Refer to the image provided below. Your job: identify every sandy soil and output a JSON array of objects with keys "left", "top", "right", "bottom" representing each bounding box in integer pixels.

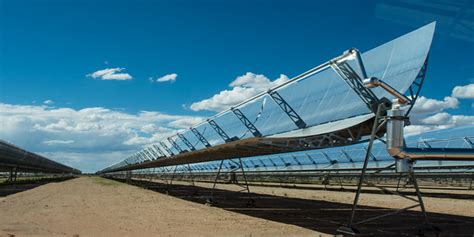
[
  {"left": 125, "top": 177, "right": 474, "bottom": 235},
  {"left": 167, "top": 179, "right": 474, "bottom": 218},
  {"left": 0, "top": 177, "right": 317, "bottom": 237}
]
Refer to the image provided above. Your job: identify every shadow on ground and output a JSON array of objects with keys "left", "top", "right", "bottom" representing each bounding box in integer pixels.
[
  {"left": 180, "top": 179, "right": 474, "bottom": 200},
  {"left": 110, "top": 178, "right": 474, "bottom": 236},
  {"left": 0, "top": 177, "right": 76, "bottom": 197}
]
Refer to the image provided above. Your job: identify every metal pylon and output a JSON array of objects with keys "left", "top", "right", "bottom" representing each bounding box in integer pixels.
[
  {"left": 206, "top": 158, "right": 255, "bottom": 207},
  {"left": 337, "top": 103, "right": 435, "bottom": 235}
]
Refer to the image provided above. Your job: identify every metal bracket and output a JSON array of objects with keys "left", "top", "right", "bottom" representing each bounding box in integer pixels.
[
  {"left": 167, "top": 137, "right": 184, "bottom": 153},
  {"left": 206, "top": 158, "right": 255, "bottom": 207},
  {"left": 143, "top": 149, "right": 155, "bottom": 160},
  {"left": 178, "top": 133, "right": 196, "bottom": 151},
  {"left": 146, "top": 147, "right": 159, "bottom": 158},
  {"left": 331, "top": 61, "right": 380, "bottom": 113},
  {"left": 291, "top": 155, "right": 302, "bottom": 165},
  {"left": 160, "top": 141, "right": 175, "bottom": 156},
  {"left": 152, "top": 144, "right": 166, "bottom": 157},
  {"left": 208, "top": 119, "right": 238, "bottom": 143},
  {"left": 305, "top": 153, "right": 318, "bottom": 166},
  {"left": 268, "top": 90, "right": 307, "bottom": 129},
  {"left": 190, "top": 128, "right": 212, "bottom": 148},
  {"left": 231, "top": 108, "right": 262, "bottom": 137},
  {"left": 322, "top": 151, "right": 337, "bottom": 165},
  {"left": 405, "top": 57, "right": 428, "bottom": 115},
  {"left": 464, "top": 137, "right": 473, "bottom": 148},
  {"left": 137, "top": 153, "right": 148, "bottom": 162},
  {"left": 341, "top": 149, "right": 354, "bottom": 163}
]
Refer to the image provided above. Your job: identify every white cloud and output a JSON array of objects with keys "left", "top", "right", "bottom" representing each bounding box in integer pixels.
[
  {"left": 87, "top": 68, "right": 133, "bottom": 80},
  {"left": 190, "top": 72, "right": 289, "bottom": 112},
  {"left": 421, "top": 112, "right": 474, "bottom": 126},
  {"left": 405, "top": 112, "right": 474, "bottom": 135},
  {"left": 404, "top": 125, "right": 442, "bottom": 135},
  {"left": 410, "top": 96, "right": 459, "bottom": 114},
  {"left": 155, "top": 73, "right": 178, "bottom": 83},
  {"left": 168, "top": 117, "right": 205, "bottom": 129},
  {"left": 43, "top": 140, "right": 74, "bottom": 145},
  {"left": 0, "top": 103, "right": 203, "bottom": 173},
  {"left": 452, "top": 83, "right": 474, "bottom": 99},
  {"left": 43, "top": 100, "right": 54, "bottom": 105},
  {"left": 403, "top": 82, "right": 474, "bottom": 135}
]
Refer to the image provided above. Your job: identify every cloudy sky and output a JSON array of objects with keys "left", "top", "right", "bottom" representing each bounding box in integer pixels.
[{"left": 0, "top": 0, "right": 472, "bottom": 173}]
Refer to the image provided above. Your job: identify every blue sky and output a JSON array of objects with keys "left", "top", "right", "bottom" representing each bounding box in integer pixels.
[{"left": 0, "top": 0, "right": 473, "bottom": 172}]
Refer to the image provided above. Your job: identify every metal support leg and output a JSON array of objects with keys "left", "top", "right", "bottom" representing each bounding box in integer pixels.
[
  {"left": 469, "top": 173, "right": 473, "bottom": 190},
  {"left": 337, "top": 103, "right": 384, "bottom": 235},
  {"left": 323, "top": 171, "right": 330, "bottom": 190},
  {"left": 8, "top": 169, "right": 13, "bottom": 182},
  {"left": 149, "top": 168, "right": 155, "bottom": 181},
  {"left": 396, "top": 172, "right": 403, "bottom": 192},
  {"left": 206, "top": 158, "right": 255, "bottom": 207},
  {"left": 238, "top": 157, "right": 255, "bottom": 207},
  {"left": 162, "top": 166, "right": 179, "bottom": 195},
  {"left": 410, "top": 171, "right": 429, "bottom": 223},
  {"left": 187, "top": 164, "right": 195, "bottom": 187},
  {"left": 206, "top": 160, "right": 224, "bottom": 205},
  {"left": 336, "top": 171, "right": 344, "bottom": 190},
  {"left": 169, "top": 165, "right": 178, "bottom": 185}
]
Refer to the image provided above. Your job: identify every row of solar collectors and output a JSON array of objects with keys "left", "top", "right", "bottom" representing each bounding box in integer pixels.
[
  {"left": 110, "top": 23, "right": 435, "bottom": 170},
  {"left": 127, "top": 124, "right": 473, "bottom": 174},
  {"left": 0, "top": 140, "right": 80, "bottom": 174}
]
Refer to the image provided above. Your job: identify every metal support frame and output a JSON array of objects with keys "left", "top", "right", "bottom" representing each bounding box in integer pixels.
[
  {"left": 322, "top": 169, "right": 344, "bottom": 190},
  {"left": 190, "top": 128, "right": 211, "bottom": 148},
  {"left": 160, "top": 142, "right": 175, "bottom": 156},
  {"left": 231, "top": 108, "right": 262, "bottom": 137},
  {"left": 143, "top": 149, "right": 155, "bottom": 160},
  {"left": 207, "top": 119, "right": 237, "bottom": 143},
  {"left": 137, "top": 153, "right": 147, "bottom": 162},
  {"left": 152, "top": 144, "right": 166, "bottom": 157},
  {"left": 167, "top": 165, "right": 178, "bottom": 186},
  {"left": 167, "top": 137, "right": 184, "bottom": 153},
  {"left": 337, "top": 103, "right": 434, "bottom": 235},
  {"left": 178, "top": 133, "right": 196, "bottom": 151},
  {"left": 464, "top": 137, "right": 473, "bottom": 148},
  {"left": 305, "top": 153, "right": 318, "bottom": 166},
  {"left": 268, "top": 90, "right": 307, "bottom": 129},
  {"left": 331, "top": 61, "right": 380, "bottom": 113},
  {"left": 206, "top": 158, "right": 255, "bottom": 207},
  {"left": 405, "top": 58, "right": 428, "bottom": 116},
  {"left": 147, "top": 147, "right": 159, "bottom": 159},
  {"left": 155, "top": 164, "right": 197, "bottom": 195},
  {"left": 341, "top": 149, "right": 354, "bottom": 163}
]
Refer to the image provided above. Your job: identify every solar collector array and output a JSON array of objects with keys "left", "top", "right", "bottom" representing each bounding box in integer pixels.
[{"left": 100, "top": 23, "right": 436, "bottom": 173}]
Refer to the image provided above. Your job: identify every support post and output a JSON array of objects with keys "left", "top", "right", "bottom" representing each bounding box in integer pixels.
[
  {"left": 206, "top": 158, "right": 255, "bottom": 207},
  {"left": 338, "top": 103, "right": 385, "bottom": 234}
]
